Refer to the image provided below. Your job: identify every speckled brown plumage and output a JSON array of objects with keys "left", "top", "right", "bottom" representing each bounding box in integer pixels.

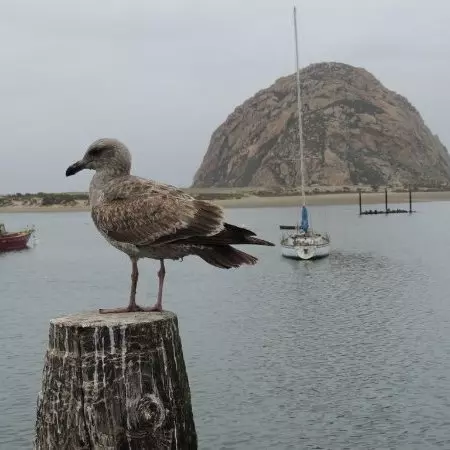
[
  {"left": 66, "top": 138, "right": 274, "bottom": 313},
  {"left": 91, "top": 176, "right": 225, "bottom": 247}
]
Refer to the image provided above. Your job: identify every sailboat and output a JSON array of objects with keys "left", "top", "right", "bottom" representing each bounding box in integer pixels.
[{"left": 279, "top": 6, "right": 331, "bottom": 260}]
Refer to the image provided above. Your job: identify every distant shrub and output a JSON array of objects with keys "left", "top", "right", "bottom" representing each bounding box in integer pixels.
[
  {"left": 0, "top": 197, "right": 12, "bottom": 206},
  {"left": 193, "top": 193, "right": 244, "bottom": 201},
  {"left": 0, "top": 191, "right": 90, "bottom": 208},
  {"left": 41, "top": 194, "right": 81, "bottom": 206}
]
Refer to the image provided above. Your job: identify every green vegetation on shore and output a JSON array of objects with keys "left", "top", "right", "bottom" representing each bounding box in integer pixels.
[
  {"left": 0, "top": 183, "right": 448, "bottom": 208},
  {"left": 0, "top": 192, "right": 89, "bottom": 207}
]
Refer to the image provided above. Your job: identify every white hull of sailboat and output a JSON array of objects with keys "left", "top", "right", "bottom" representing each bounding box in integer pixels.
[
  {"left": 281, "top": 242, "right": 330, "bottom": 260},
  {"left": 280, "top": 229, "right": 331, "bottom": 260}
]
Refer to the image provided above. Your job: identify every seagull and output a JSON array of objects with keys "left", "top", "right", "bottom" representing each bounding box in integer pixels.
[{"left": 66, "top": 138, "right": 275, "bottom": 313}]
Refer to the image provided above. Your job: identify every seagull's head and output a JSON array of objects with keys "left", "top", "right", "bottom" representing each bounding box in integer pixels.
[{"left": 65, "top": 138, "right": 132, "bottom": 177}]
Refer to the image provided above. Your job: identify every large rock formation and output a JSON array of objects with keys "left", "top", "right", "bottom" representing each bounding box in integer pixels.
[{"left": 192, "top": 62, "right": 450, "bottom": 189}]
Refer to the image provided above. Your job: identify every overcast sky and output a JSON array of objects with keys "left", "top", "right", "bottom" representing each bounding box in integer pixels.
[{"left": 0, "top": 0, "right": 448, "bottom": 194}]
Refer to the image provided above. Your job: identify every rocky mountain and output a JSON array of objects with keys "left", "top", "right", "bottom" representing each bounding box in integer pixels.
[{"left": 192, "top": 62, "right": 450, "bottom": 189}]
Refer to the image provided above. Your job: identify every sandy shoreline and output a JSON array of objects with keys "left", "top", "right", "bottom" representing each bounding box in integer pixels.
[{"left": 1, "top": 191, "right": 449, "bottom": 213}]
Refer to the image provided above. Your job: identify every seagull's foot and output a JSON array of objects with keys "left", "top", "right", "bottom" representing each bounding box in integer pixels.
[
  {"left": 98, "top": 304, "right": 162, "bottom": 314},
  {"left": 98, "top": 306, "right": 137, "bottom": 314},
  {"left": 137, "top": 303, "right": 163, "bottom": 312}
]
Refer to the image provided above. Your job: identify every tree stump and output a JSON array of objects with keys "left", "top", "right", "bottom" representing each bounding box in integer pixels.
[{"left": 34, "top": 311, "right": 197, "bottom": 449}]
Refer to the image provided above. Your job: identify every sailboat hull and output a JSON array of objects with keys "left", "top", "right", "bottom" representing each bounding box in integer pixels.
[{"left": 281, "top": 242, "right": 330, "bottom": 260}]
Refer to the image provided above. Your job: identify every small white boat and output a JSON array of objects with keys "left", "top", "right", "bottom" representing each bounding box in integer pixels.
[
  {"left": 280, "top": 225, "right": 330, "bottom": 260},
  {"left": 279, "top": 6, "right": 331, "bottom": 261}
]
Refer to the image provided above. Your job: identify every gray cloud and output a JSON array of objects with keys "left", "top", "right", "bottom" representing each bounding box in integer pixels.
[{"left": 0, "top": 0, "right": 448, "bottom": 193}]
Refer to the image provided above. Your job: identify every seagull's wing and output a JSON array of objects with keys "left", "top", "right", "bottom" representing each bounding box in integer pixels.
[{"left": 91, "top": 176, "right": 224, "bottom": 246}]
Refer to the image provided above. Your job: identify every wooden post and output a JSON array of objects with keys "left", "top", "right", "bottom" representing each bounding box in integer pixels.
[
  {"left": 34, "top": 311, "right": 197, "bottom": 450},
  {"left": 384, "top": 187, "right": 388, "bottom": 214},
  {"left": 409, "top": 188, "right": 412, "bottom": 213},
  {"left": 358, "top": 190, "right": 362, "bottom": 215}
]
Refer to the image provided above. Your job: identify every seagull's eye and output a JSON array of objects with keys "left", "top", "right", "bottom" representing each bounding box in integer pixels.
[{"left": 89, "top": 146, "right": 105, "bottom": 157}]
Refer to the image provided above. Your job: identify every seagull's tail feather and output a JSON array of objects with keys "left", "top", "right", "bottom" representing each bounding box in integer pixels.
[
  {"left": 220, "top": 223, "right": 275, "bottom": 246},
  {"left": 244, "top": 236, "right": 275, "bottom": 246},
  {"left": 196, "top": 245, "right": 258, "bottom": 269},
  {"left": 182, "top": 223, "right": 275, "bottom": 247}
]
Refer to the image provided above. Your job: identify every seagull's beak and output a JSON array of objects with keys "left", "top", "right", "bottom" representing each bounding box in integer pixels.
[{"left": 65, "top": 160, "right": 86, "bottom": 177}]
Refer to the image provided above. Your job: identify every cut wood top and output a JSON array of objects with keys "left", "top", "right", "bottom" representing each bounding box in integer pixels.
[{"left": 50, "top": 310, "right": 177, "bottom": 328}]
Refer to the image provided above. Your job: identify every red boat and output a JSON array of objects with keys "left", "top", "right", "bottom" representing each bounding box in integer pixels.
[{"left": 0, "top": 223, "right": 35, "bottom": 252}]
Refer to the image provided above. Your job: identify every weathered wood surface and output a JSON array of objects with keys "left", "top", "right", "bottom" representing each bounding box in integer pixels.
[{"left": 34, "top": 311, "right": 197, "bottom": 449}]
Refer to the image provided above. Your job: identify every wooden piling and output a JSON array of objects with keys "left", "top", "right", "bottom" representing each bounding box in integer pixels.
[
  {"left": 409, "top": 188, "right": 412, "bottom": 213},
  {"left": 384, "top": 187, "right": 388, "bottom": 213},
  {"left": 34, "top": 311, "right": 197, "bottom": 450},
  {"left": 358, "top": 190, "right": 362, "bottom": 215}
]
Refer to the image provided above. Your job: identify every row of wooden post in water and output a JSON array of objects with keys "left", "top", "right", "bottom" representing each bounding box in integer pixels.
[{"left": 358, "top": 188, "right": 415, "bottom": 216}]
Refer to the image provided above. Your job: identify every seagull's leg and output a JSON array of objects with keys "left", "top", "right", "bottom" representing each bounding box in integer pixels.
[
  {"left": 142, "top": 259, "right": 165, "bottom": 312},
  {"left": 128, "top": 257, "right": 139, "bottom": 309},
  {"left": 155, "top": 259, "right": 166, "bottom": 310},
  {"left": 99, "top": 257, "right": 140, "bottom": 314}
]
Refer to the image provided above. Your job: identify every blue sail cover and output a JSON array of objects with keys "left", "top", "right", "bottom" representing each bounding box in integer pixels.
[{"left": 300, "top": 205, "right": 309, "bottom": 232}]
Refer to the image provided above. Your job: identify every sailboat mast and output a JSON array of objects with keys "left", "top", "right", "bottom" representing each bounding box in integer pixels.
[{"left": 293, "top": 6, "right": 306, "bottom": 207}]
